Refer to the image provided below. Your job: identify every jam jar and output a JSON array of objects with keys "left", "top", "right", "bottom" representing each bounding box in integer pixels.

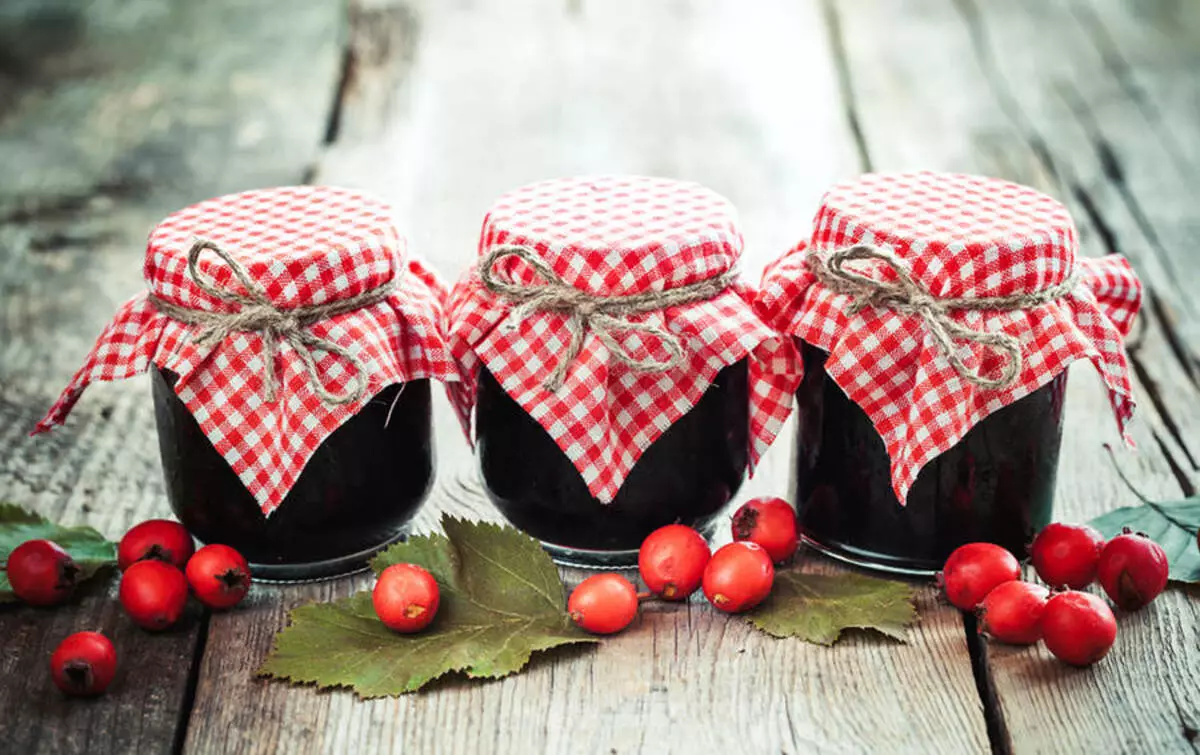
[
  {"left": 153, "top": 369, "right": 434, "bottom": 580},
  {"left": 477, "top": 361, "right": 748, "bottom": 566},
  {"left": 35, "top": 186, "right": 460, "bottom": 580},
  {"left": 792, "top": 344, "right": 1064, "bottom": 573},
  {"left": 757, "top": 171, "right": 1143, "bottom": 575},
  {"left": 447, "top": 176, "right": 791, "bottom": 568}
]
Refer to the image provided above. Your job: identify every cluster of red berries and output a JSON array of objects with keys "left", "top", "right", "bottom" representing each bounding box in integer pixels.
[
  {"left": 940, "top": 523, "right": 1169, "bottom": 667},
  {"left": 117, "top": 520, "right": 252, "bottom": 629},
  {"left": 5, "top": 519, "right": 251, "bottom": 696},
  {"left": 567, "top": 496, "right": 800, "bottom": 635}
]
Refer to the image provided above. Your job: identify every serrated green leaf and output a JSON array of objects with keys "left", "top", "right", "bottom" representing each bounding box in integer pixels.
[
  {"left": 1091, "top": 448, "right": 1200, "bottom": 583},
  {"left": 259, "top": 516, "right": 598, "bottom": 697},
  {"left": 746, "top": 571, "right": 918, "bottom": 645},
  {"left": 0, "top": 503, "right": 117, "bottom": 602}
]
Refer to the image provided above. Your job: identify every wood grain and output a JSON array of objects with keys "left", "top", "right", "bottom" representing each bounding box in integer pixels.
[
  {"left": 0, "top": 1, "right": 342, "bottom": 752},
  {"left": 829, "top": 0, "right": 1200, "bottom": 751},
  {"left": 181, "top": 1, "right": 991, "bottom": 753},
  {"left": 3, "top": 0, "right": 1198, "bottom": 753}
]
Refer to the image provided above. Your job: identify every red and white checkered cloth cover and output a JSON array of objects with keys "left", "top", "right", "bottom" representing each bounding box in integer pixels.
[
  {"left": 34, "top": 186, "right": 459, "bottom": 515},
  {"left": 757, "top": 172, "right": 1142, "bottom": 504},
  {"left": 445, "top": 176, "right": 800, "bottom": 503}
]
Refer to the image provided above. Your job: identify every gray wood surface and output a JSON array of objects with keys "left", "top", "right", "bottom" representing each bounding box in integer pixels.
[
  {"left": 830, "top": 1, "right": 1200, "bottom": 751},
  {"left": 0, "top": 0, "right": 342, "bottom": 752},
  {"left": 184, "top": 2, "right": 989, "bottom": 753},
  {"left": 1, "top": 0, "right": 1198, "bottom": 753}
]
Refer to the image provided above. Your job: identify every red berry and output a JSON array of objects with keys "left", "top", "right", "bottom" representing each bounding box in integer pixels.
[
  {"left": 119, "top": 560, "right": 189, "bottom": 631},
  {"left": 977, "top": 581, "right": 1049, "bottom": 645},
  {"left": 50, "top": 632, "right": 117, "bottom": 696},
  {"left": 6, "top": 539, "right": 79, "bottom": 606},
  {"left": 938, "top": 542, "right": 1021, "bottom": 611},
  {"left": 373, "top": 564, "right": 440, "bottom": 633},
  {"left": 638, "top": 525, "right": 711, "bottom": 600},
  {"left": 568, "top": 573, "right": 638, "bottom": 635},
  {"left": 1040, "top": 590, "right": 1118, "bottom": 667},
  {"left": 1029, "top": 522, "right": 1104, "bottom": 589},
  {"left": 702, "top": 542, "right": 775, "bottom": 613},
  {"left": 731, "top": 496, "right": 799, "bottom": 564},
  {"left": 185, "top": 544, "right": 251, "bottom": 610},
  {"left": 118, "top": 519, "right": 194, "bottom": 571},
  {"left": 1096, "top": 528, "right": 1169, "bottom": 611}
]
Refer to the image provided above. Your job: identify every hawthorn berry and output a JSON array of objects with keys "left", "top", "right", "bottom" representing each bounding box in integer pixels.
[
  {"left": 119, "top": 560, "right": 189, "bottom": 631},
  {"left": 638, "top": 524, "right": 711, "bottom": 600},
  {"left": 1040, "top": 590, "right": 1118, "bottom": 667},
  {"left": 938, "top": 542, "right": 1021, "bottom": 611},
  {"left": 702, "top": 541, "right": 775, "bottom": 614},
  {"left": 1029, "top": 522, "right": 1105, "bottom": 589},
  {"left": 118, "top": 519, "right": 194, "bottom": 571},
  {"left": 568, "top": 573, "right": 638, "bottom": 635},
  {"left": 977, "top": 580, "right": 1048, "bottom": 645},
  {"left": 6, "top": 539, "right": 79, "bottom": 606},
  {"left": 731, "top": 496, "right": 799, "bottom": 564},
  {"left": 1096, "top": 528, "right": 1169, "bottom": 611},
  {"left": 373, "top": 563, "right": 440, "bottom": 633},
  {"left": 50, "top": 632, "right": 117, "bottom": 696},
  {"left": 186, "top": 544, "right": 251, "bottom": 610}
]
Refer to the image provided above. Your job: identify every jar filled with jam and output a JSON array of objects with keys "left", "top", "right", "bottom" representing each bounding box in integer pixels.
[
  {"left": 152, "top": 371, "right": 434, "bottom": 580},
  {"left": 446, "top": 176, "right": 796, "bottom": 567},
  {"left": 792, "top": 345, "right": 1065, "bottom": 573},
  {"left": 758, "top": 172, "right": 1143, "bottom": 574},
  {"left": 36, "top": 187, "right": 460, "bottom": 580}
]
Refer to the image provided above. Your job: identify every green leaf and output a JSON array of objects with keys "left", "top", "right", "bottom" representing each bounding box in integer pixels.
[
  {"left": 746, "top": 571, "right": 918, "bottom": 645},
  {"left": 259, "top": 516, "right": 597, "bottom": 697},
  {"left": 1090, "top": 447, "right": 1200, "bottom": 583},
  {"left": 0, "top": 503, "right": 117, "bottom": 602}
]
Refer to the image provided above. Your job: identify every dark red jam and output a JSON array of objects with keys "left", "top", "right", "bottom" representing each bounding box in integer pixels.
[
  {"left": 151, "top": 368, "right": 433, "bottom": 580},
  {"left": 477, "top": 361, "right": 749, "bottom": 566},
  {"left": 792, "top": 344, "right": 1063, "bottom": 574}
]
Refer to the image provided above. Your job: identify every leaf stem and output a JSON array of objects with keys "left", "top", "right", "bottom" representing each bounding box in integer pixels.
[{"left": 1103, "top": 444, "right": 1200, "bottom": 535}]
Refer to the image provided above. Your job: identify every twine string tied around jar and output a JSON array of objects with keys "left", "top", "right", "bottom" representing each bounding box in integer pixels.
[
  {"left": 149, "top": 238, "right": 396, "bottom": 405},
  {"left": 478, "top": 245, "right": 738, "bottom": 391},
  {"left": 808, "top": 244, "right": 1078, "bottom": 390}
]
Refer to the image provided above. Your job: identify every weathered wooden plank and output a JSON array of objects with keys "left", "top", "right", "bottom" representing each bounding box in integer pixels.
[
  {"left": 830, "top": 0, "right": 1200, "bottom": 751},
  {"left": 181, "top": 2, "right": 993, "bottom": 753},
  {"left": 0, "top": 1, "right": 343, "bottom": 752}
]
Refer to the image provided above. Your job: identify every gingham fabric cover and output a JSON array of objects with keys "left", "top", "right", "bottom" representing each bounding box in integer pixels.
[
  {"left": 757, "top": 172, "right": 1142, "bottom": 505},
  {"left": 35, "top": 186, "right": 459, "bottom": 515},
  {"left": 445, "top": 176, "right": 799, "bottom": 503}
]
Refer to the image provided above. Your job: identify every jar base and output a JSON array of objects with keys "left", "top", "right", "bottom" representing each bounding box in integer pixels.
[
  {"left": 234, "top": 527, "right": 411, "bottom": 583},
  {"left": 539, "top": 541, "right": 640, "bottom": 570},
  {"left": 538, "top": 521, "right": 718, "bottom": 569},
  {"left": 801, "top": 535, "right": 940, "bottom": 578}
]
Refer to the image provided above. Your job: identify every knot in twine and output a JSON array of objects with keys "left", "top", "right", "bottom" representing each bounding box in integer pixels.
[
  {"left": 808, "top": 244, "right": 1078, "bottom": 390},
  {"left": 149, "top": 238, "right": 396, "bottom": 405},
  {"left": 478, "top": 245, "right": 737, "bottom": 391}
]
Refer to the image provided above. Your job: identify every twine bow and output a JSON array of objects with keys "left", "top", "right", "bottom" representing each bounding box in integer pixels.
[
  {"left": 809, "top": 245, "right": 1078, "bottom": 390},
  {"left": 478, "top": 245, "right": 737, "bottom": 391},
  {"left": 149, "top": 238, "right": 395, "bottom": 405}
]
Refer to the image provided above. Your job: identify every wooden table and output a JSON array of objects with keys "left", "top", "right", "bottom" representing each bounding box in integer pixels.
[{"left": 2, "top": 0, "right": 1198, "bottom": 752}]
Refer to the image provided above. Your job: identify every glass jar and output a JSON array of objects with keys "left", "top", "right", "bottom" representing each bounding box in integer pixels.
[
  {"left": 153, "top": 368, "right": 434, "bottom": 580},
  {"left": 35, "top": 186, "right": 458, "bottom": 582},
  {"left": 447, "top": 176, "right": 794, "bottom": 569},
  {"left": 792, "top": 344, "right": 1064, "bottom": 574},
  {"left": 757, "top": 172, "right": 1142, "bottom": 576},
  {"left": 477, "top": 361, "right": 749, "bottom": 567}
]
